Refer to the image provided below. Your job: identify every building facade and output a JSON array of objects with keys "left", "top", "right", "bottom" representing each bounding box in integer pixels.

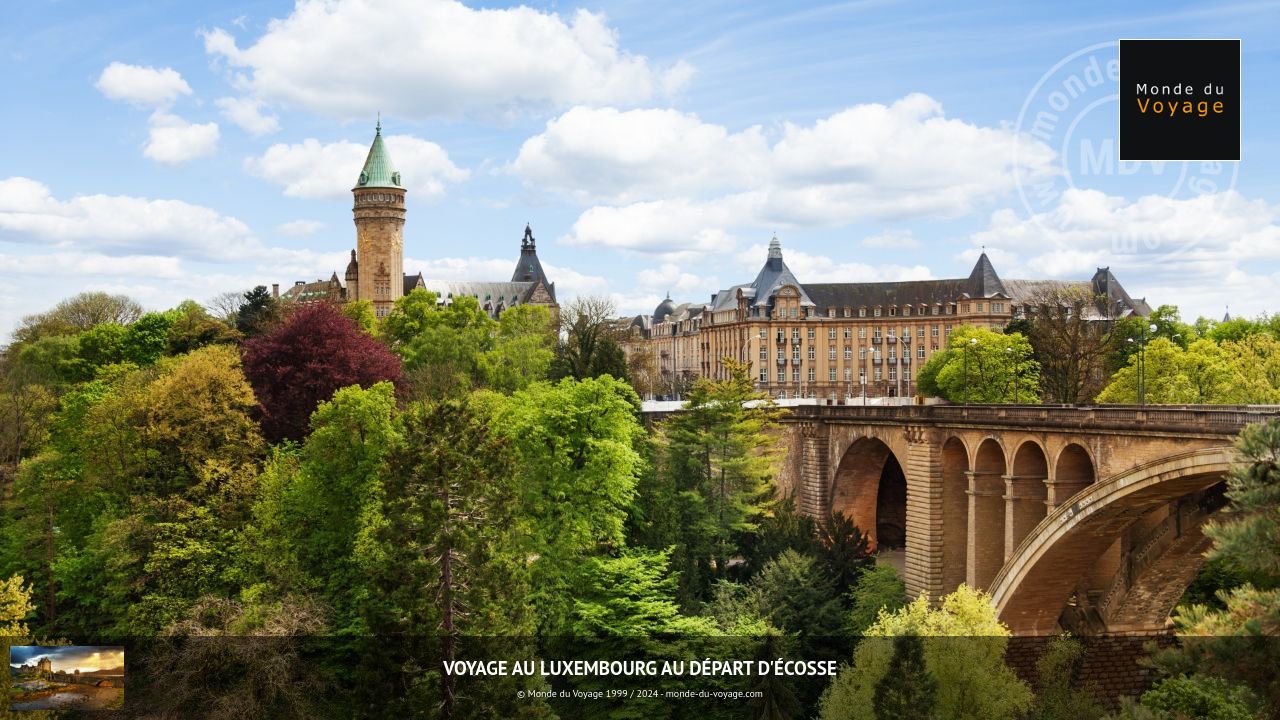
[
  {"left": 277, "top": 123, "right": 557, "bottom": 320},
  {"left": 621, "top": 237, "right": 1150, "bottom": 401}
]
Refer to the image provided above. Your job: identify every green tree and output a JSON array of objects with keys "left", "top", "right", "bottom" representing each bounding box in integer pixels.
[
  {"left": 1024, "top": 635, "right": 1105, "bottom": 720},
  {"left": 247, "top": 383, "right": 399, "bottom": 633},
  {"left": 873, "top": 635, "right": 937, "bottom": 720},
  {"left": 571, "top": 547, "right": 715, "bottom": 637},
  {"left": 366, "top": 399, "right": 534, "bottom": 719},
  {"left": 384, "top": 290, "right": 497, "bottom": 399},
  {"left": 235, "top": 285, "right": 279, "bottom": 336},
  {"left": 750, "top": 549, "right": 845, "bottom": 640},
  {"left": 550, "top": 295, "right": 630, "bottom": 382},
  {"left": 121, "top": 310, "right": 179, "bottom": 365},
  {"left": 1096, "top": 337, "right": 1196, "bottom": 404},
  {"left": 1126, "top": 675, "right": 1259, "bottom": 720},
  {"left": 76, "top": 322, "right": 128, "bottom": 370},
  {"left": 341, "top": 299, "right": 378, "bottom": 335},
  {"left": 484, "top": 376, "right": 644, "bottom": 634},
  {"left": 819, "top": 585, "right": 1032, "bottom": 720},
  {"left": 1222, "top": 335, "right": 1280, "bottom": 404},
  {"left": 1152, "top": 419, "right": 1280, "bottom": 715},
  {"left": 846, "top": 565, "right": 907, "bottom": 638},
  {"left": 165, "top": 299, "right": 239, "bottom": 355},
  {"left": 0, "top": 574, "right": 33, "bottom": 635},
  {"left": 917, "top": 326, "right": 1038, "bottom": 403},
  {"left": 478, "top": 304, "right": 555, "bottom": 393},
  {"left": 14, "top": 291, "right": 142, "bottom": 344},
  {"left": 815, "top": 512, "right": 874, "bottom": 596},
  {"left": 661, "top": 358, "right": 782, "bottom": 605}
]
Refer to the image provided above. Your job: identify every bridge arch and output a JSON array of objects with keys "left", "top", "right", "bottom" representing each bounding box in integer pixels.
[
  {"left": 830, "top": 437, "right": 908, "bottom": 553},
  {"left": 940, "top": 436, "right": 969, "bottom": 594},
  {"left": 990, "top": 447, "right": 1235, "bottom": 635},
  {"left": 1008, "top": 441, "right": 1050, "bottom": 560},
  {"left": 1051, "top": 443, "right": 1096, "bottom": 509},
  {"left": 969, "top": 437, "right": 1007, "bottom": 589}
]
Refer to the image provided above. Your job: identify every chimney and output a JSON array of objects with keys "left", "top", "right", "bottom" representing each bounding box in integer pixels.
[{"left": 272, "top": 283, "right": 279, "bottom": 297}]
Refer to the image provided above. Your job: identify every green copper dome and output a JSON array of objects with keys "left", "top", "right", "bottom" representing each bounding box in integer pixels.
[{"left": 354, "top": 121, "right": 403, "bottom": 190}]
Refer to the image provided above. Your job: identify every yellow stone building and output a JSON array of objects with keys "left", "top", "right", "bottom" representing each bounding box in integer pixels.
[
  {"left": 620, "top": 237, "right": 1150, "bottom": 401},
  {"left": 278, "top": 122, "right": 558, "bottom": 319}
]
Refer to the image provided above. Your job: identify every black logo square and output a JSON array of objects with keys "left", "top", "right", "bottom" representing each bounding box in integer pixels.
[{"left": 1119, "top": 39, "right": 1240, "bottom": 161}]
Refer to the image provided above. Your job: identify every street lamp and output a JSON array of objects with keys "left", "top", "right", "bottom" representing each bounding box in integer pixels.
[
  {"left": 1129, "top": 323, "right": 1158, "bottom": 405},
  {"left": 963, "top": 337, "right": 978, "bottom": 404},
  {"left": 1006, "top": 346, "right": 1017, "bottom": 404}
]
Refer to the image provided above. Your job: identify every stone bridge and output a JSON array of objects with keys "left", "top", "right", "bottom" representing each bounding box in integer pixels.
[{"left": 653, "top": 403, "right": 1279, "bottom": 636}]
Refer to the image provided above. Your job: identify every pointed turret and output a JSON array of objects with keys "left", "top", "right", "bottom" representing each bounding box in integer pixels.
[
  {"left": 512, "top": 225, "right": 548, "bottom": 283},
  {"left": 353, "top": 120, "right": 403, "bottom": 190},
  {"left": 966, "top": 252, "right": 1007, "bottom": 298}
]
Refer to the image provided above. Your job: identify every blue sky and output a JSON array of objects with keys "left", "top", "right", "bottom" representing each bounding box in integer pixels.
[
  {"left": 2, "top": 0, "right": 1278, "bottom": 339},
  {"left": 9, "top": 645, "right": 124, "bottom": 673}
]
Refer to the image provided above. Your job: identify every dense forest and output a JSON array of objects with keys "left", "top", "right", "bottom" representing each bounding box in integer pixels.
[{"left": 0, "top": 288, "right": 1277, "bottom": 719}]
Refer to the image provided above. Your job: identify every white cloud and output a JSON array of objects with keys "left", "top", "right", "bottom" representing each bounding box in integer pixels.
[
  {"left": 861, "top": 229, "right": 920, "bottom": 250},
  {"left": 565, "top": 195, "right": 758, "bottom": 260},
  {"left": 215, "top": 96, "right": 279, "bottom": 135},
  {"left": 635, "top": 263, "right": 718, "bottom": 299},
  {"left": 734, "top": 242, "right": 934, "bottom": 284},
  {"left": 0, "top": 176, "right": 255, "bottom": 261},
  {"left": 0, "top": 252, "right": 186, "bottom": 279},
  {"left": 510, "top": 106, "right": 767, "bottom": 204},
  {"left": 529, "top": 95, "right": 1056, "bottom": 256},
  {"left": 202, "top": 0, "right": 691, "bottom": 120},
  {"left": 144, "top": 112, "right": 220, "bottom": 164},
  {"left": 969, "top": 188, "right": 1280, "bottom": 320},
  {"left": 246, "top": 134, "right": 468, "bottom": 199},
  {"left": 96, "top": 62, "right": 192, "bottom": 107}
]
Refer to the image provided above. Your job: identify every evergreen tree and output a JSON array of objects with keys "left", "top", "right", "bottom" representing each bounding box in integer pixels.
[
  {"left": 872, "top": 635, "right": 936, "bottom": 720},
  {"left": 661, "top": 358, "right": 782, "bottom": 606},
  {"left": 235, "top": 285, "right": 278, "bottom": 336}
]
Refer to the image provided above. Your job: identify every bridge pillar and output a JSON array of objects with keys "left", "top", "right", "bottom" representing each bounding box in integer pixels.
[
  {"left": 902, "top": 426, "right": 944, "bottom": 602},
  {"left": 967, "top": 470, "right": 1005, "bottom": 590},
  {"left": 797, "top": 422, "right": 830, "bottom": 518},
  {"left": 1045, "top": 479, "right": 1090, "bottom": 512},
  {"left": 1004, "top": 473, "right": 1048, "bottom": 561}
]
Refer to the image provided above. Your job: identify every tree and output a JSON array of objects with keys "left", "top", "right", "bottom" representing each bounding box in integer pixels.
[
  {"left": 0, "top": 574, "right": 33, "bottom": 635},
  {"left": 661, "top": 359, "right": 783, "bottom": 605},
  {"left": 341, "top": 299, "right": 378, "bottom": 335},
  {"left": 478, "top": 304, "right": 555, "bottom": 393},
  {"left": 571, "top": 547, "right": 713, "bottom": 637},
  {"left": 1024, "top": 635, "right": 1105, "bottom": 720},
  {"left": 749, "top": 549, "right": 845, "bottom": 640},
  {"left": 368, "top": 399, "right": 530, "bottom": 718},
  {"left": 166, "top": 300, "right": 240, "bottom": 355},
  {"left": 872, "top": 635, "right": 937, "bottom": 720},
  {"left": 815, "top": 512, "right": 874, "bottom": 597},
  {"left": 1124, "top": 675, "right": 1259, "bottom": 720},
  {"left": 235, "top": 285, "right": 279, "bottom": 336},
  {"left": 1151, "top": 419, "right": 1280, "bottom": 715},
  {"left": 485, "top": 376, "right": 645, "bottom": 634},
  {"left": 846, "top": 565, "right": 907, "bottom": 637},
  {"left": 242, "top": 302, "right": 402, "bottom": 441},
  {"left": 121, "top": 310, "right": 178, "bottom": 365},
  {"left": 1097, "top": 338, "right": 1191, "bottom": 403},
  {"left": 819, "top": 585, "right": 1032, "bottom": 720},
  {"left": 247, "top": 383, "right": 399, "bottom": 632},
  {"left": 381, "top": 290, "right": 498, "bottom": 400},
  {"left": 14, "top": 291, "right": 142, "bottom": 344},
  {"left": 206, "top": 290, "right": 246, "bottom": 324},
  {"left": 1222, "top": 334, "right": 1280, "bottom": 404},
  {"left": 551, "top": 295, "right": 630, "bottom": 382},
  {"left": 917, "top": 326, "right": 1038, "bottom": 403},
  {"left": 1017, "top": 285, "right": 1123, "bottom": 403}
]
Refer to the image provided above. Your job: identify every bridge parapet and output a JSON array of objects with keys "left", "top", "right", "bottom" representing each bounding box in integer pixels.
[{"left": 783, "top": 404, "right": 1278, "bottom": 434}]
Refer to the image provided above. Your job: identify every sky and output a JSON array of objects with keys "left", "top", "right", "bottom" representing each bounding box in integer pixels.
[
  {"left": 2, "top": 0, "right": 1279, "bottom": 340},
  {"left": 9, "top": 646, "right": 124, "bottom": 673}
]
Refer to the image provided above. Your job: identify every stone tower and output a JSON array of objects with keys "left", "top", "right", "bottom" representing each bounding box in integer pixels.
[{"left": 351, "top": 121, "right": 406, "bottom": 318}]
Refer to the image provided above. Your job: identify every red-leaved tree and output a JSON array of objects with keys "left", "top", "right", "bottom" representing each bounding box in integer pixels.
[{"left": 242, "top": 302, "right": 402, "bottom": 442}]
